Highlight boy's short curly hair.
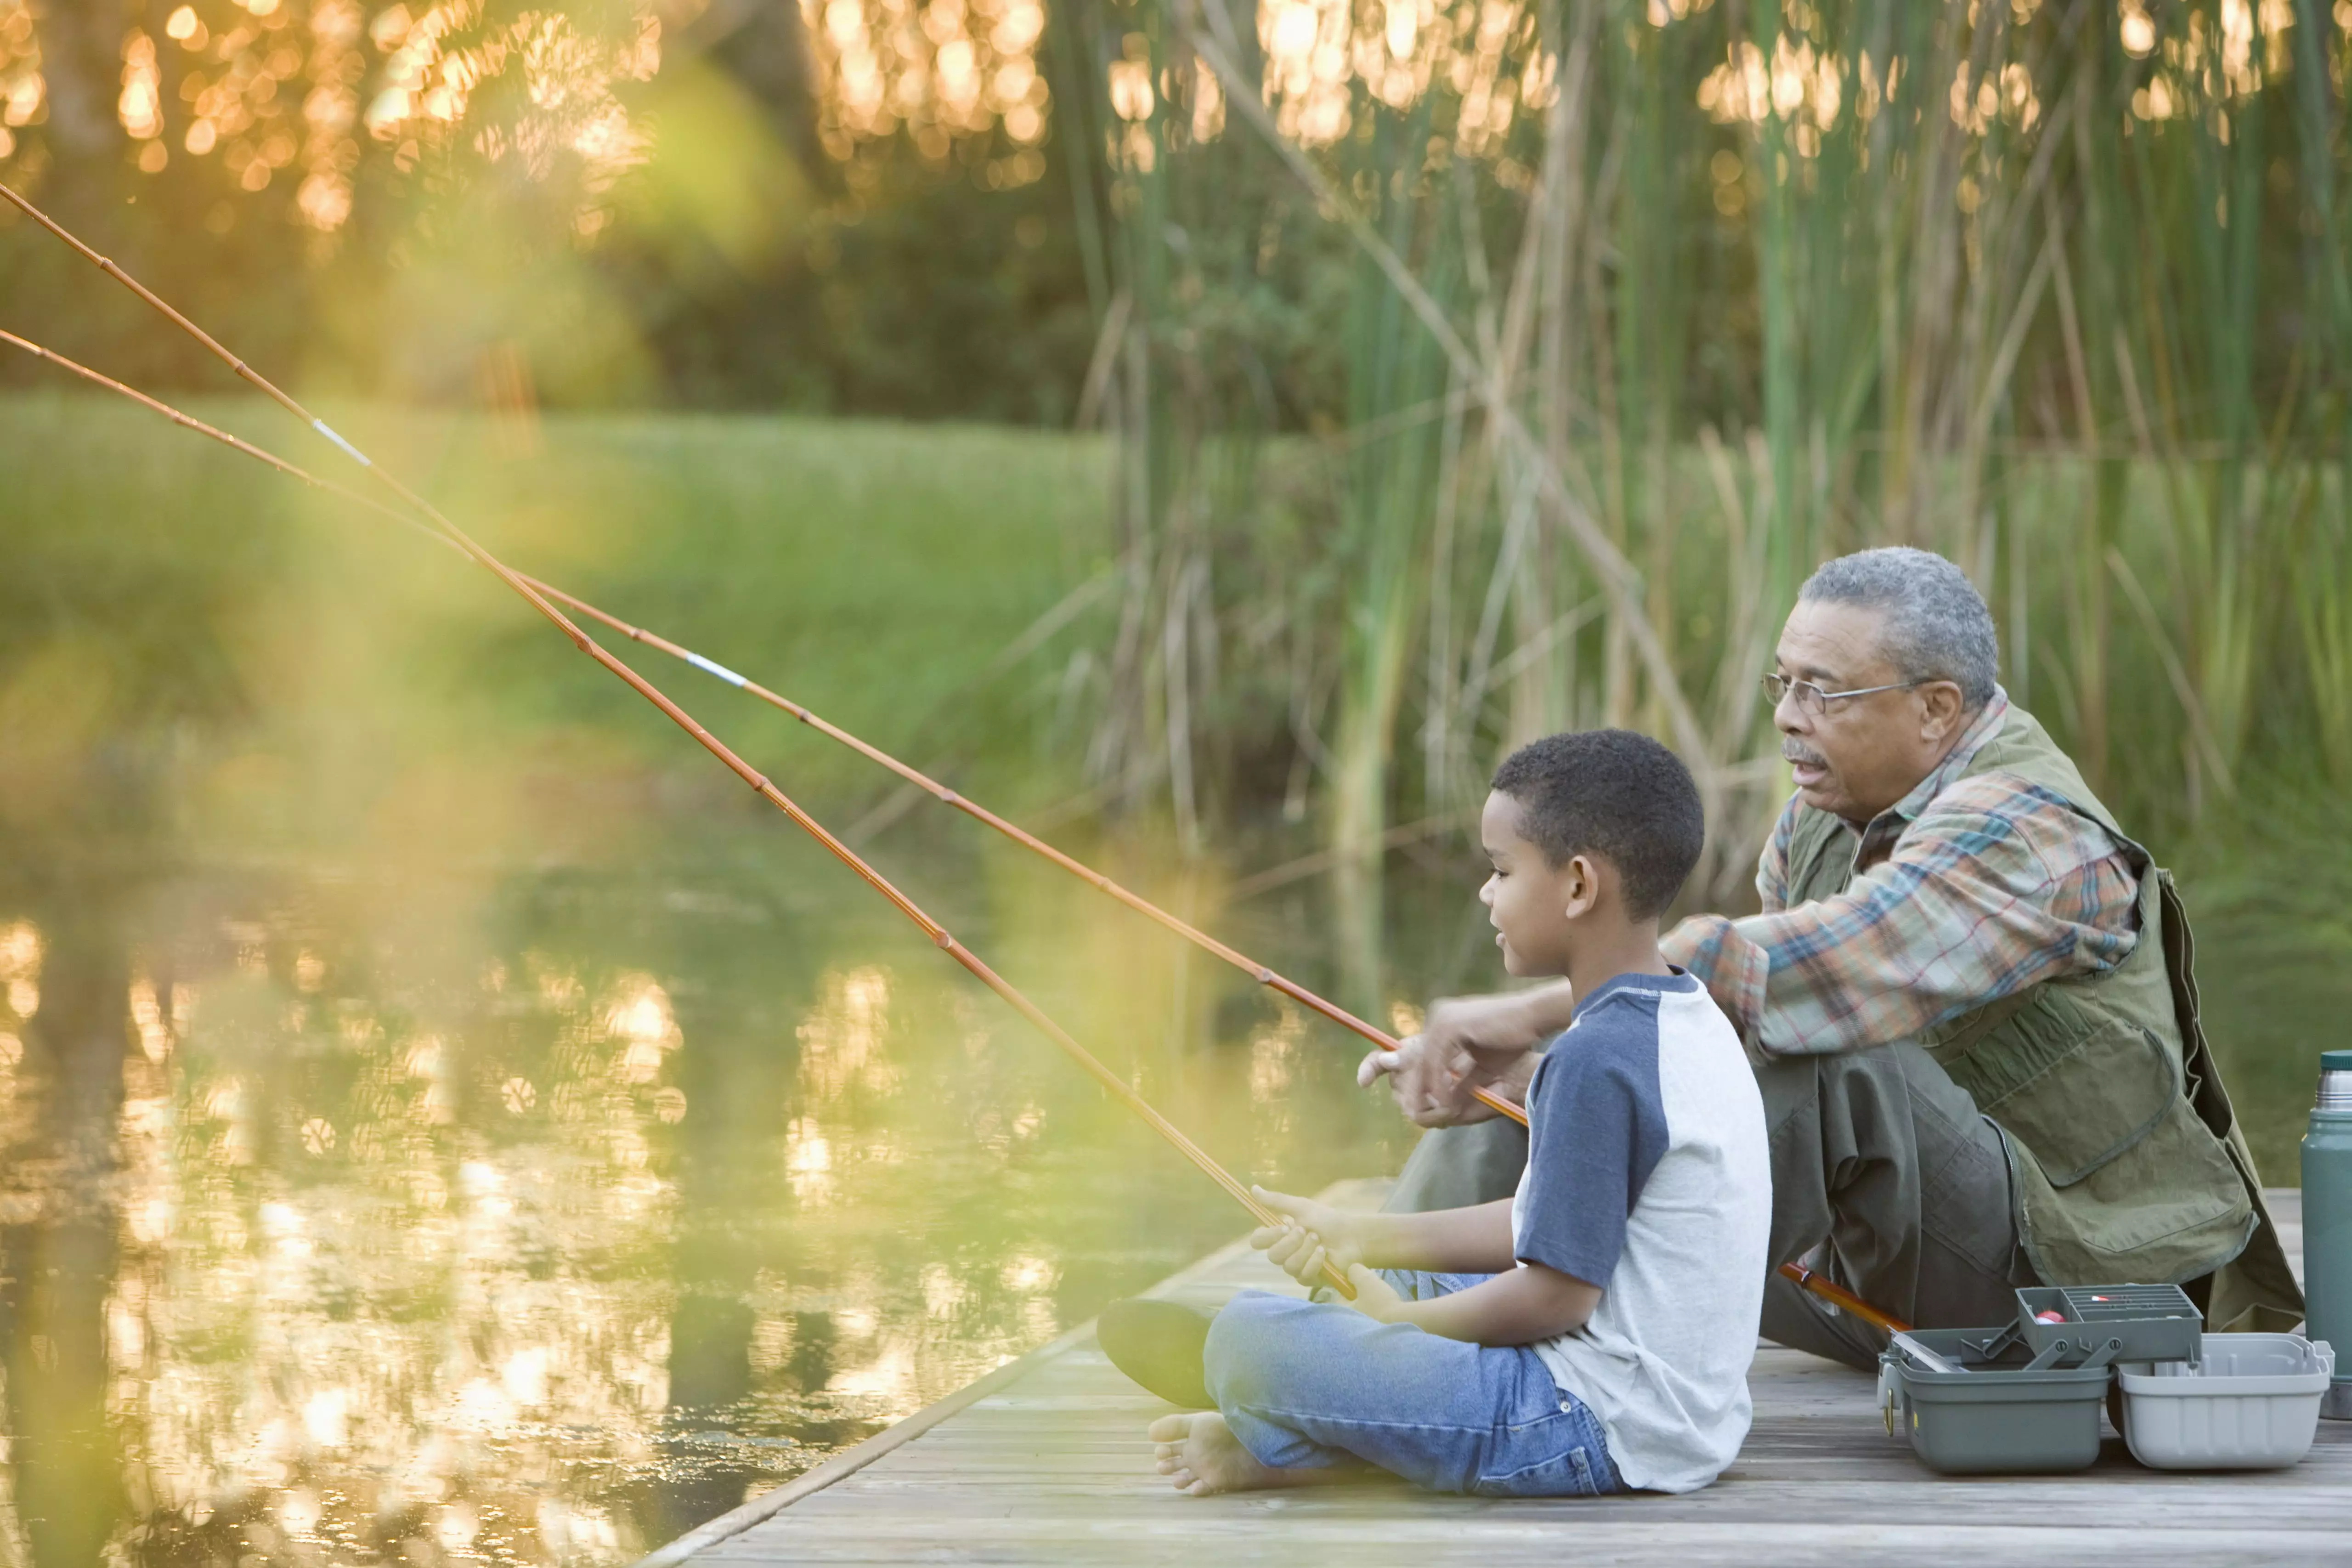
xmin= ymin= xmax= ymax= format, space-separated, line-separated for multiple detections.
xmin=1489 ymin=730 xmax=1705 ymax=920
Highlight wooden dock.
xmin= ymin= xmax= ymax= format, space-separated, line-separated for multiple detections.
xmin=642 ymin=1184 xmax=2348 ymax=1567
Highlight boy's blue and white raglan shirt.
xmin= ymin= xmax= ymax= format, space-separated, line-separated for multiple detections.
xmin=1509 ymin=969 xmax=1770 ymax=1493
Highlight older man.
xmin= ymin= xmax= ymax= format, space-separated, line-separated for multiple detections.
xmin=1369 ymin=547 xmax=2301 ymax=1366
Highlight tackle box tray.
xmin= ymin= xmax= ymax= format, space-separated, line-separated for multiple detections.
xmin=1880 ymin=1326 xmax=2113 ymax=1475
xmin=2118 ymin=1334 xmax=2336 ymax=1470
xmin=2013 ymin=1283 xmax=2204 ymax=1367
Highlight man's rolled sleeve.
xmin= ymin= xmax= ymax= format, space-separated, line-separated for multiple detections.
xmin=1660 ymin=916 xmax=1770 ymax=1044
xmin=1666 ymin=776 xmax=2139 ymax=1058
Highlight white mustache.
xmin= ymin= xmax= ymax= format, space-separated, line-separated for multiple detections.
xmin=1782 ymin=742 xmax=1828 ymax=767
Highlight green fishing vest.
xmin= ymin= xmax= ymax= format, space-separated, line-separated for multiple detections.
xmin=1781 ymin=707 xmax=2304 ymax=1331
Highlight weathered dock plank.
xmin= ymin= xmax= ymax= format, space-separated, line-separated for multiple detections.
xmin=645 ymin=1185 xmax=2348 ymax=1567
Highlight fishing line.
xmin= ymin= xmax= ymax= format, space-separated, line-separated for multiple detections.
xmin=525 ymin=593 xmax=1531 ymax=1129
xmin=0 ymin=177 xmax=1527 ymax=1131
xmin=3 ymin=325 xmax=1932 ymax=1333
xmin=0 ymin=191 xmax=1356 ymax=1295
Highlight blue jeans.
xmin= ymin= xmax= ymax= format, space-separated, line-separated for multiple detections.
xmin=1202 ymin=1270 xmax=1623 ymax=1496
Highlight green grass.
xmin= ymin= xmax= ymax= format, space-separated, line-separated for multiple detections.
xmin=3 ymin=392 xmax=2339 ymax=1172
xmin=0 ymin=391 xmax=1115 ymax=834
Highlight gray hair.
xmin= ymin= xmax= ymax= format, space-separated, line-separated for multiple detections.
xmin=1798 ymin=547 xmax=2000 ymax=709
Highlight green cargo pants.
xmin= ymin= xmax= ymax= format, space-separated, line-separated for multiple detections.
xmin=1382 ymin=1039 xmax=2036 ymax=1370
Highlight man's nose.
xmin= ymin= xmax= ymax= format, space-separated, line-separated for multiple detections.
xmin=1774 ymin=691 xmax=1807 ymax=734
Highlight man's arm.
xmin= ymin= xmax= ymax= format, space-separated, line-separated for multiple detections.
xmin=1366 ymin=794 xmax=1803 ymax=1122
xmin=1354 ymin=983 xmax=1577 ymax=1126
xmin=1663 ymin=775 xmax=2141 ymax=1055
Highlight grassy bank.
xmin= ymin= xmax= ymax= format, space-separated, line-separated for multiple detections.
xmin=1 ymin=392 xmax=1114 ymax=855
xmin=3 ymin=393 xmax=2341 ymax=1172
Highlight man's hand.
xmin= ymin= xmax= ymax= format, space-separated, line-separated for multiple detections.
xmin=1248 ymin=1185 xmax=1364 ymax=1285
xmin=1356 ymin=985 xmax=1571 ymax=1127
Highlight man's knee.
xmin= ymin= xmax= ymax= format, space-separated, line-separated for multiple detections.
xmin=1385 ymin=1120 xmax=1530 ymax=1212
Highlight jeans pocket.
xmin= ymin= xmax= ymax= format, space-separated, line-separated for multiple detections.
xmin=1470 ymin=1415 xmax=1606 ymax=1498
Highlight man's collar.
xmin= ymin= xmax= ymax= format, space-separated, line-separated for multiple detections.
xmin=1840 ymin=687 xmax=2009 ymax=844
xmin=1881 ymin=686 xmax=2009 ymax=823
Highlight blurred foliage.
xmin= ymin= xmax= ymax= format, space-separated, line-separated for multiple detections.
xmin=1048 ymin=0 xmax=2352 ymax=898
xmin=0 ymin=0 xmax=1100 ymax=419
xmin=0 ymin=394 xmax=1427 ymax=1564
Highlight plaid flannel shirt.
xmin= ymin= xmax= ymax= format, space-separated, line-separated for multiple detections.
xmin=1661 ymin=691 xmax=2142 ymax=1057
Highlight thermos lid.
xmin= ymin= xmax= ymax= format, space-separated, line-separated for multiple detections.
xmin=2327 ymin=1050 xmax=2352 ymax=1072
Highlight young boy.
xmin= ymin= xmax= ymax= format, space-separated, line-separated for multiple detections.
xmin=1129 ymin=729 xmax=1769 ymax=1497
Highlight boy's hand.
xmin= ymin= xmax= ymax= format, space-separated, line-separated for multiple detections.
xmin=1248 ymin=1186 xmax=1363 ymax=1285
xmin=1338 ymin=1264 xmax=1403 ymax=1322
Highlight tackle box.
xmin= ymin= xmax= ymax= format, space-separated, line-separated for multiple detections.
xmin=2117 ymin=1334 xmax=2337 ymax=1470
xmin=1876 ymin=1282 xmax=2335 ymax=1474
xmin=1879 ymin=1325 xmax=2115 ymax=1474
xmin=2012 ymin=1284 xmax=2204 ymax=1366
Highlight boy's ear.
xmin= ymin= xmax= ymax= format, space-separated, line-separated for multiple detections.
xmin=1559 ymin=852 xmax=1601 ymax=921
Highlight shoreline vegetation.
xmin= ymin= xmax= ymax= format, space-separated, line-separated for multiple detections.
xmin=6 ymin=391 xmax=2343 ymax=1172
xmin=8 ymin=5 xmax=2352 ymax=1557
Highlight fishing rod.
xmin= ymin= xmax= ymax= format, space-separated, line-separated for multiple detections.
xmin=523 ymin=592 xmax=1533 ymax=1132
xmin=1778 ymin=1260 xmax=1911 ymax=1335
xmin=0 ymin=181 xmax=1530 ymax=1134
xmin=8 ymin=327 xmax=1939 ymax=1343
xmin=0 ymin=202 xmax=1354 ymax=1300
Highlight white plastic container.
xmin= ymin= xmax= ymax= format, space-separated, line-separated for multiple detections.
xmin=2117 ymin=1333 xmax=2336 ymax=1470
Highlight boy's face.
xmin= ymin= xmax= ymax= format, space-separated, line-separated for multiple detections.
xmin=1477 ymin=789 xmax=1593 ymax=978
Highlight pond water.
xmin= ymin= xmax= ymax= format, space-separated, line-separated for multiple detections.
xmin=0 ymin=809 xmax=1457 ymax=1567
xmin=2 ymin=396 xmax=2326 ymax=1567
xmin=0 ymin=397 xmax=1490 ymax=1565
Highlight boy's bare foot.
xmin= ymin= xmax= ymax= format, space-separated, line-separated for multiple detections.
xmin=1146 ymin=1412 xmax=1352 ymax=1496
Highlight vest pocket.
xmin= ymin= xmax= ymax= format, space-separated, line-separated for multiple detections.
xmin=2003 ymin=1096 xmax=2253 ymax=1280
xmin=1959 ymin=1017 xmax=2178 ymax=1188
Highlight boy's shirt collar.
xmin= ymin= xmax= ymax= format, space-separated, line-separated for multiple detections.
xmin=1570 ymin=966 xmax=1699 ymax=1021
xmin=1531 ymin=968 xmax=1696 ymax=1098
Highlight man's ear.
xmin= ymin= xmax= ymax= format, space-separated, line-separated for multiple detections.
xmin=1918 ymin=679 xmax=1967 ymax=742
xmin=1560 ymin=853 xmax=1601 ymax=921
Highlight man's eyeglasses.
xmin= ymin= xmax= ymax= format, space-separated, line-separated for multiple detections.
xmin=1759 ymin=673 xmax=1922 ymax=715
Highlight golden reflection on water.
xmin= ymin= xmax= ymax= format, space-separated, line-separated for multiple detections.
xmin=0 ymin=814 xmax=1423 ymax=1563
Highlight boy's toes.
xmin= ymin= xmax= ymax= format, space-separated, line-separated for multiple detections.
xmin=1146 ymin=1413 xmax=1195 ymax=1443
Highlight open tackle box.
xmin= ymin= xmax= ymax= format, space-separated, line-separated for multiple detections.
xmin=1877 ymin=1283 xmax=2335 ymax=1474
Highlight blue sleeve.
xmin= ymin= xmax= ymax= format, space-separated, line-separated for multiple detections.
xmin=1515 ymin=1001 xmax=1669 ymax=1288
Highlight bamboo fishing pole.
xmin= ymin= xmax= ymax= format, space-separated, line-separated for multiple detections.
xmin=0 ymin=316 xmax=1527 ymax=1150
xmin=8 ymin=327 xmax=1946 ymax=1344
xmin=0 ymin=204 xmax=1355 ymax=1300
xmin=518 ymin=593 xmax=1533 ymax=1131
xmin=0 ymin=179 xmax=1531 ymax=1134
xmin=1778 ymin=1261 xmax=1911 ymax=1335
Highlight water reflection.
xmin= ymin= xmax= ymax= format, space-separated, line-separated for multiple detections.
xmin=0 ymin=396 xmax=1430 ymax=1564
xmin=0 ymin=804 xmax=1419 ymax=1564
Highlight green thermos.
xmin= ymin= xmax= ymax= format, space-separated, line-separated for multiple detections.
xmin=2307 ymin=1048 xmax=2352 ymax=1421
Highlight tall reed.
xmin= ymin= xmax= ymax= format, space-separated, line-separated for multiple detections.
xmin=1051 ymin=0 xmax=2352 ymax=947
